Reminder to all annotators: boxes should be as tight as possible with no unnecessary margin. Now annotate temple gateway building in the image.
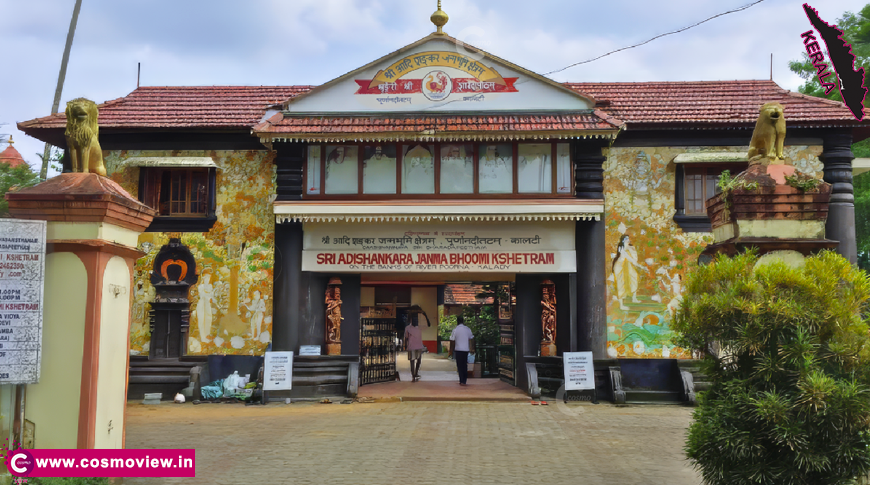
[18,10,867,398]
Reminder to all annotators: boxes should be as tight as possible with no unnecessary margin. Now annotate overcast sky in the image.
[2,0,868,171]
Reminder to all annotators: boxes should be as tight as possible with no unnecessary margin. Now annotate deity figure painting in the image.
[245,290,266,340]
[611,235,647,311]
[195,271,216,342]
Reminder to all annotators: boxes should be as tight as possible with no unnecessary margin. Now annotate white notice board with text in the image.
[563,352,595,391]
[263,351,294,391]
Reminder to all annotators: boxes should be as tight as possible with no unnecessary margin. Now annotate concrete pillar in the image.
[7,173,154,449]
[273,222,303,352]
[822,131,857,264]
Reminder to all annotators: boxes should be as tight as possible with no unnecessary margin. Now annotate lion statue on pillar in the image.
[747,102,786,165]
[64,98,107,176]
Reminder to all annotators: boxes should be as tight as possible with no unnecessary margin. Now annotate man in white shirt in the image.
[448,316,475,386]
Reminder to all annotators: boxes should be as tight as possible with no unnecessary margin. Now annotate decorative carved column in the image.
[325,277,343,355]
[821,131,857,264]
[574,142,607,199]
[573,141,607,358]
[540,279,557,357]
[274,142,305,201]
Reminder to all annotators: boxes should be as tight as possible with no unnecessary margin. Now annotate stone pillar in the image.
[822,131,857,264]
[7,173,154,449]
[273,221,303,353]
[574,142,607,358]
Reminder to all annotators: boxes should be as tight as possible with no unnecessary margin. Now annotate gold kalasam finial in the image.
[7,136,12,145]
[431,0,448,35]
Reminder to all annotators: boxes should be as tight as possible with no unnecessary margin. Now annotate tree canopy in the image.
[0,162,40,217]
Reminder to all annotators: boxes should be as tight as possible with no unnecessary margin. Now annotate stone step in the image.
[624,390,684,404]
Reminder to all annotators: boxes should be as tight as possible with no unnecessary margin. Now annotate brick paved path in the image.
[121,402,701,485]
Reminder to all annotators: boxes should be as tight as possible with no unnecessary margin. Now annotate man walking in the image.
[404,316,425,381]
[448,316,475,386]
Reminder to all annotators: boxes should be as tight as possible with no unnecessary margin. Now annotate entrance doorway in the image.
[358,280,516,390]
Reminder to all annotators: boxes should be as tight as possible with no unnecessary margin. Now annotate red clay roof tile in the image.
[17,80,862,135]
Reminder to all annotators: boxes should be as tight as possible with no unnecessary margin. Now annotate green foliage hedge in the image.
[674,251,870,485]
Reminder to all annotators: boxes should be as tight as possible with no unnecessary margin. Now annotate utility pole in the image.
[40,0,83,180]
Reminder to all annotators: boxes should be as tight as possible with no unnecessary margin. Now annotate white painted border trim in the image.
[273,201,603,223]
[124,157,219,169]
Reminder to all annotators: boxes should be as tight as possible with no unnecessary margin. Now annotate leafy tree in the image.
[438,312,458,342]
[674,251,870,485]
[462,305,499,347]
[0,162,41,216]
[790,5,870,263]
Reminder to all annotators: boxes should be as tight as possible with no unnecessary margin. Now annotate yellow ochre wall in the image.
[25,252,87,448]
[602,145,824,359]
[105,150,276,356]
[411,287,438,345]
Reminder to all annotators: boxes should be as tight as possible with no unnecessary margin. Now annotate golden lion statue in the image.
[64,98,107,176]
[747,102,786,165]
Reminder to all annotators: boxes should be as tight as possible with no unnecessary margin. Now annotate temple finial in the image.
[431,0,448,35]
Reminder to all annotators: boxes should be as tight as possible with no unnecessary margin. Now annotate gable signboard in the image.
[286,36,593,113]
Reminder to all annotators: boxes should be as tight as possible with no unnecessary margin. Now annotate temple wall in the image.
[104,150,277,356]
[602,145,823,358]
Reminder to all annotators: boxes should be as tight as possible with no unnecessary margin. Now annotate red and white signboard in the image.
[302,222,576,273]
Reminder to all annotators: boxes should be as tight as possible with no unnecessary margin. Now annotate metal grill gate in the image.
[360,318,398,385]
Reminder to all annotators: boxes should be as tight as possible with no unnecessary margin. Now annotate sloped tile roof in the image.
[17,86,314,130]
[443,284,493,305]
[17,80,863,136]
[565,80,858,126]
[253,112,619,136]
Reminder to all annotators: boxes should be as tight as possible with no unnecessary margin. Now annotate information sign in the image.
[263,351,294,391]
[563,352,595,391]
[0,219,46,385]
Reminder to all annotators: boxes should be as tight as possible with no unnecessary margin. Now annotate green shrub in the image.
[674,251,870,485]
[463,305,499,347]
[438,313,458,342]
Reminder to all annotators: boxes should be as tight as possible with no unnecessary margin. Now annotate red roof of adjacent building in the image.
[443,284,494,305]
[565,80,857,127]
[0,141,27,168]
[16,80,863,137]
[18,86,314,131]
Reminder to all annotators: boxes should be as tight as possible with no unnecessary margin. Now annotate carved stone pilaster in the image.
[274,142,305,201]
[573,142,607,199]
[821,131,857,264]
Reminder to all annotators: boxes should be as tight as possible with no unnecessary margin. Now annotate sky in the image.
[1,0,868,173]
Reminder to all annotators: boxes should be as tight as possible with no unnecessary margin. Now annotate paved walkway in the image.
[120,401,701,484]
[364,352,529,401]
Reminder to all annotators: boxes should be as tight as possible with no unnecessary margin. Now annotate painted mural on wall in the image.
[105,150,276,356]
[603,145,824,359]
